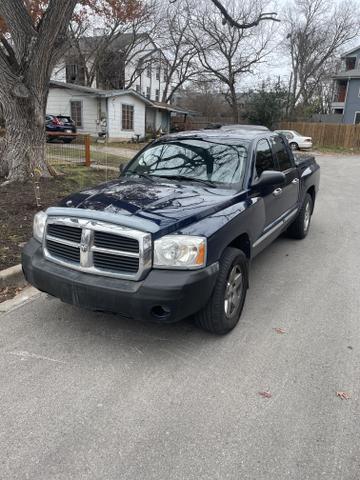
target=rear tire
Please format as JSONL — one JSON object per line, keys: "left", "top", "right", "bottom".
{"left": 287, "top": 193, "right": 313, "bottom": 239}
{"left": 194, "top": 247, "right": 248, "bottom": 335}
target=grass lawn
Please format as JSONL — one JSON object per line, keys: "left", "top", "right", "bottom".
{"left": 47, "top": 144, "right": 129, "bottom": 167}
{"left": 95, "top": 141, "right": 148, "bottom": 150}
{"left": 0, "top": 165, "right": 118, "bottom": 271}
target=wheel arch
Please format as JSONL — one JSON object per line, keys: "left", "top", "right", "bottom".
{"left": 306, "top": 185, "right": 316, "bottom": 212}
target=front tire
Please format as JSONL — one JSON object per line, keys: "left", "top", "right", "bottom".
{"left": 194, "top": 247, "right": 248, "bottom": 334}
{"left": 287, "top": 193, "right": 313, "bottom": 239}
{"left": 289, "top": 142, "right": 299, "bottom": 151}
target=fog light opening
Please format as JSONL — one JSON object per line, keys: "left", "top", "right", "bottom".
{"left": 151, "top": 305, "right": 171, "bottom": 319}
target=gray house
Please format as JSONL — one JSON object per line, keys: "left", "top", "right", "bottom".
{"left": 331, "top": 46, "right": 360, "bottom": 124}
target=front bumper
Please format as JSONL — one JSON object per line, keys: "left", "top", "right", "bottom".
{"left": 22, "top": 239, "right": 219, "bottom": 323}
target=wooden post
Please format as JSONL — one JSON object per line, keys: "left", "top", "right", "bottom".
{"left": 84, "top": 135, "right": 91, "bottom": 167}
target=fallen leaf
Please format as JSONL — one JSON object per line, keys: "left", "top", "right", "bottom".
{"left": 274, "top": 328, "right": 286, "bottom": 334}
{"left": 258, "top": 391, "right": 272, "bottom": 398}
{"left": 336, "top": 391, "right": 351, "bottom": 400}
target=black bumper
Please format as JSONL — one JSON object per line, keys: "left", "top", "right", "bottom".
{"left": 22, "top": 239, "right": 219, "bottom": 323}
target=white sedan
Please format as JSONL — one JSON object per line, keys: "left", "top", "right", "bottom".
{"left": 275, "top": 130, "right": 313, "bottom": 150}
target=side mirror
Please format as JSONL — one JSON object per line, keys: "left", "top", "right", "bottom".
{"left": 253, "top": 170, "right": 286, "bottom": 189}
{"left": 119, "top": 162, "right": 128, "bottom": 176}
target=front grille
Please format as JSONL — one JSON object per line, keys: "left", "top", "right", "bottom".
{"left": 94, "top": 231, "right": 139, "bottom": 253}
{"left": 47, "top": 224, "right": 82, "bottom": 243}
{"left": 93, "top": 252, "right": 139, "bottom": 273}
{"left": 46, "top": 239, "right": 80, "bottom": 263}
{"left": 43, "top": 217, "right": 151, "bottom": 280}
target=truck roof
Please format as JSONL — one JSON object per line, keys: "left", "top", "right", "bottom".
{"left": 161, "top": 129, "right": 275, "bottom": 145}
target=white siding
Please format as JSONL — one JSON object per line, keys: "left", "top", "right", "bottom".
{"left": 47, "top": 88, "right": 99, "bottom": 135}
{"left": 107, "top": 95, "right": 146, "bottom": 141}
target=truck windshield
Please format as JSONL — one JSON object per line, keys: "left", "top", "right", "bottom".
{"left": 126, "top": 139, "right": 248, "bottom": 186}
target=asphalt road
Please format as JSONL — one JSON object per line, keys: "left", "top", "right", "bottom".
{"left": 1, "top": 153, "right": 360, "bottom": 480}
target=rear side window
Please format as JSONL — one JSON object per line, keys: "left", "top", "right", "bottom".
{"left": 271, "top": 136, "right": 293, "bottom": 171}
{"left": 255, "top": 139, "right": 276, "bottom": 177}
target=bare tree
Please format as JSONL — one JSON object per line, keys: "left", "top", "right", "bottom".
{"left": 190, "top": 0, "right": 275, "bottom": 122}
{"left": 155, "top": 0, "right": 199, "bottom": 103}
{"left": 0, "top": 0, "right": 77, "bottom": 183}
{"left": 285, "top": 0, "right": 360, "bottom": 117}
{"left": 171, "top": 0, "right": 278, "bottom": 29}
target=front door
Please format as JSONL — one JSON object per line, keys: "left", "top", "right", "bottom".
{"left": 270, "top": 135, "right": 299, "bottom": 216}
{"left": 254, "top": 138, "right": 286, "bottom": 231}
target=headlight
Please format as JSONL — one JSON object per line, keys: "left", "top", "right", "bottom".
{"left": 154, "top": 235, "right": 206, "bottom": 269}
{"left": 33, "top": 211, "right": 47, "bottom": 242}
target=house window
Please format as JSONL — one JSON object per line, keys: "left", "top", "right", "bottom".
{"left": 70, "top": 100, "right": 82, "bottom": 128}
{"left": 146, "top": 87, "right": 151, "bottom": 99}
{"left": 66, "top": 63, "right": 85, "bottom": 85}
{"left": 122, "top": 104, "right": 134, "bottom": 130}
{"left": 156, "top": 66, "right": 160, "bottom": 80}
{"left": 354, "top": 112, "right": 360, "bottom": 124}
{"left": 346, "top": 57, "right": 356, "bottom": 71}
{"left": 146, "top": 64, "right": 151, "bottom": 78}
{"left": 155, "top": 89, "right": 160, "bottom": 102}
{"left": 135, "top": 84, "right": 141, "bottom": 93}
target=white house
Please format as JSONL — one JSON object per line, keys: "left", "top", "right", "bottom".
{"left": 47, "top": 81, "right": 189, "bottom": 141}
{"left": 51, "top": 34, "right": 170, "bottom": 104}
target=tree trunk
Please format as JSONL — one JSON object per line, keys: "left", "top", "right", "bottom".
{"left": 229, "top": 85, "right": 239, "bottom": 123}
{"left": 0, "top": 93, "right": 49, "bottom": 183}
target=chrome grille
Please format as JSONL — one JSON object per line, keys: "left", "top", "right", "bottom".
{"left": 46, "top": 239, "right": 80, "bottom": 263}
{"left": 43, "top": 217, "right": 152, "bottom": 280}
{"left": 94, "top": 231, "right": 139, "bottom": 253}
{"left": 93, "top": 252, "right": 139, "bottom": 273}
{"left": 47, "top": 224, "right": 82, "bottom": 243}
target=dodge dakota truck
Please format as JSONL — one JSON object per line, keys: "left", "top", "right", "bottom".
{"left": 22, "top": 129, "right": 320, "bottom": 334}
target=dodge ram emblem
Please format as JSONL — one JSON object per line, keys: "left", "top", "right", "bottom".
{"left": 80, "top": 241, "right": 88, "bottom": 253}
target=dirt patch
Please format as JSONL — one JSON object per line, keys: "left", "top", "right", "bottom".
{"left": 0, "top": 165, "right": 117, "bottom": 271}
{"left": 0, "top": 285, "right": 27, "bottom": 303}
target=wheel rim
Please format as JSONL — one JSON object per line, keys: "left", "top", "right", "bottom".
{"left": 224, "top": 265, "right": 243, "bottom": 318}
{"left": 290, "top": 143, "right": 297, "bottom": 150}
{"left": 304, "top": 201, "right": 311, "bottom": 231}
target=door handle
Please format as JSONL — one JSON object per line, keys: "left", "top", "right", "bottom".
{"left": 273, "top": 188, "right": 283, "bottom": 197}
{"left": 292, "top": 178, "right": 300, "bottom": 184}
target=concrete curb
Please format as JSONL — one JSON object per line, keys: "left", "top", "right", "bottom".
{"left": 0, "top": 286, "right": 41, "bottom": 314}
{"left": 0, "top": 264, "right": 26, "bottom": 288}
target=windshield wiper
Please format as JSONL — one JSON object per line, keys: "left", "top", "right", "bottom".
{"left": 126, "top": 171, "right": 155, "bottom": 182}
{"left": 154, "top": 175, "right": 216, "bottom": 188}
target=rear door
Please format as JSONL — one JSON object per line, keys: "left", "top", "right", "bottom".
{"left": 270, "top": 135, "right": 299, "bottom": 215}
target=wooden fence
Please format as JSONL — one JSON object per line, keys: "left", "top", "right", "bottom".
{"left": 279, "top": 122, "right": 360, "bottom": 149}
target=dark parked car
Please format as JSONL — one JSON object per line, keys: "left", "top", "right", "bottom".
{"left": 46, "top": 115, "right": 77, "bottom": 143}
{"left": 23, "top": 128, "right": 320, "bottom": 334}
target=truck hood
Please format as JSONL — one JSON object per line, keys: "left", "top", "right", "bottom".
{"left": 58, "top": 177, "right": 242, "bottom": 237}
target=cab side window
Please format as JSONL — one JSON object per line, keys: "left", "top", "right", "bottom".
{"left": 271, "top": 136, "right": 293, "bottom": 171}
{"left": 255, "top": 139, "right": 276, "bottom": 177}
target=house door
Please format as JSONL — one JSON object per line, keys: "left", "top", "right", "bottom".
{"left": 145, "top": 107, "right": 156, "bottom": 133}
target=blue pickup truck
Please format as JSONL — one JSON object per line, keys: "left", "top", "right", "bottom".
{"left": 22, "top": 129, "right": 320, "bottom": 334}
